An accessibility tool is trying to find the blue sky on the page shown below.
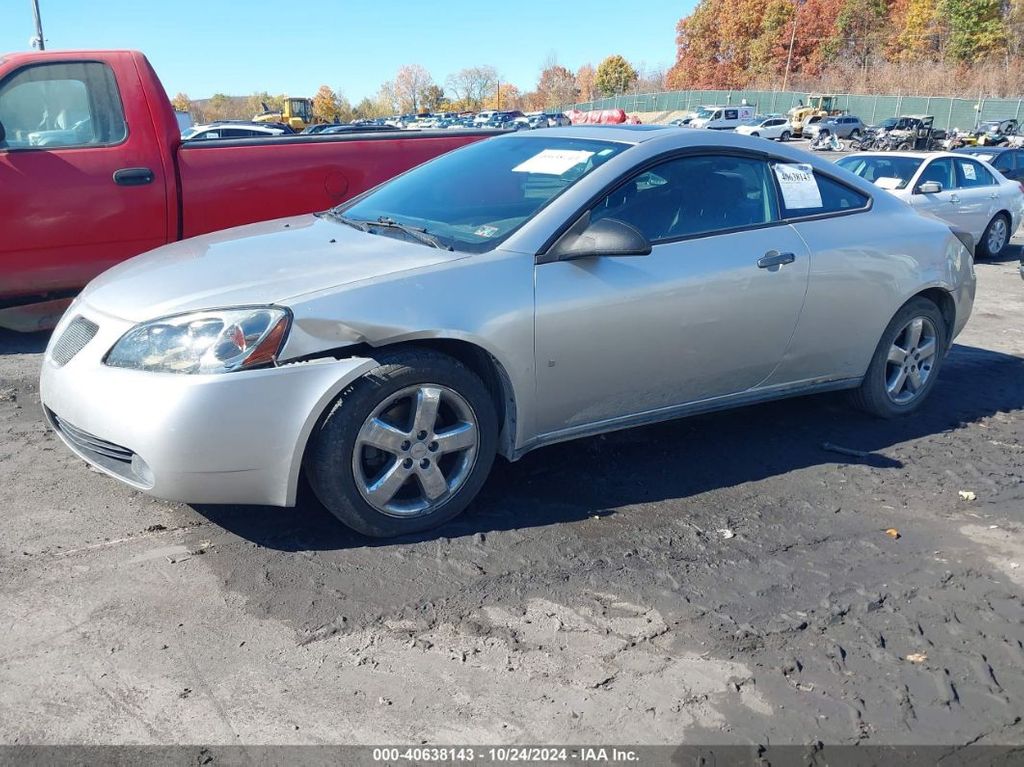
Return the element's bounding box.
[3,1,692,101]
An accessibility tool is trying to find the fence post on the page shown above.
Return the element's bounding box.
[948,99,955,131]
[1016,100,1021,121]
[872,95,878,124]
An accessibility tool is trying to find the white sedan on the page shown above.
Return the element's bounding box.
[837,151,1024,258]
[734,117,793,141]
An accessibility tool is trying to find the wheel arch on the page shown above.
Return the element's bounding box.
[911,287,956,349]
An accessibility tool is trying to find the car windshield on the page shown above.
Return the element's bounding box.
[180,127,201,140]
[835,155,923,189]
[695,106,715,118]
[980,122,1001,133]
[336,137,629,253]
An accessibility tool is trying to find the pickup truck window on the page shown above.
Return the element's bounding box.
[0,62,127,149]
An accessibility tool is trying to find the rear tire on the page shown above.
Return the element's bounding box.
[780,130,791,141]
[305,349,498,538]
[850,298,947,418]
[978,212,1010,259]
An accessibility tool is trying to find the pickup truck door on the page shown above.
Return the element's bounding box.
[0,57,169,308]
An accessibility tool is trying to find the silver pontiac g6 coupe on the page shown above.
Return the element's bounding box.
[41,127,976,537]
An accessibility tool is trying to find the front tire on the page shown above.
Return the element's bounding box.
[850,298,947,418]
[978,212,1010,259]
[306,349,498,537]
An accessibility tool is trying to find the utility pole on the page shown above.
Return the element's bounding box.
[30,0,45,50]
[781,0,800,92]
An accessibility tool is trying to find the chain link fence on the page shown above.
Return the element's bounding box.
[570,90,1024,132]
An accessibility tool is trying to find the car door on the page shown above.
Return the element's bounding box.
[764,119,783,139]
[908,157,963,227]
[0,59,168,301]
[952,157,1000,236]
[532,153,811,437]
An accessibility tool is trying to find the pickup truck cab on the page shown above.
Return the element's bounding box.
[0,50,489,330]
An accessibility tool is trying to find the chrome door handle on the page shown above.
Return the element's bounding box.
[949,194,961,204]
[758,251,796,269]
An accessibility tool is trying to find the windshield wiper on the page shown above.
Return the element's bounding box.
[371,216,453,251]
[316,209,370,231]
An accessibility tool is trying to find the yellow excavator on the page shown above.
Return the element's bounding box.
[253,97,314,131]
[787,94,842,137]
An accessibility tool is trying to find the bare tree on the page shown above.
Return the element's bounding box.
[394,64,433,113]
[445,66,499,110]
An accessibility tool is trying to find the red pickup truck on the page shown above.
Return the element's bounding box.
[0,50,489,330]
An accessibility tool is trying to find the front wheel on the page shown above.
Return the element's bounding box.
[306,349,498,537]
[850,298,947,418]
[750,132,760,137]
[979,212,1010,259]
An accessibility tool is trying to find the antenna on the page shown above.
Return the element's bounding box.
[30,0,45,50]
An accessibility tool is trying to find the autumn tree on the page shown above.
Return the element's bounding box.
[484,83,522,110]
[420,84,448,112]
[536,64,578,109]
[595,55,639,96]
[311,85,341,123]
[575,64,597,103]
[375,81,398,115]
[446,66,499,110]
[394,64,433,113]
[171,92,191,113]
[942,0,1007,61]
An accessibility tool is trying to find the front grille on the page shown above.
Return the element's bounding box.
[52,413,133,464]
[51,316,99,366]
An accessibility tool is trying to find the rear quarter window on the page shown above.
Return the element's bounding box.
[773,163,870,218]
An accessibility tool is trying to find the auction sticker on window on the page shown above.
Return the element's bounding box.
[774,163,822,209]
[962,163,977,180]
[513,149,594,175]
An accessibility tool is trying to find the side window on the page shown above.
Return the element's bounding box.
[773,164,869,218]
[991,153,1014,172]
[725,109,738,120]
[0,62,127,149]
[916,158,955,190]
[956,159,995,188]
[592,154,778,241]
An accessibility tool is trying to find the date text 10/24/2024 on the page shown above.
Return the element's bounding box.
[371,747,641,763]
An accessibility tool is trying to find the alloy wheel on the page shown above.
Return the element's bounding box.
[885,317,938,404]
[352,384,479,518]
[987,216,1008,255]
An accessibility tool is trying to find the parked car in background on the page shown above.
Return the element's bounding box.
[301,123,338,135]
[689,104,756,130]
[473,110,498,126]
[806,115,864,140]
[734,116,792,140]
[0,49,490,330]
[836,151,1024,258]
[41,127,974,539]
[955,146,1024,182]
[318,124,402,135]
[182,121,294,140]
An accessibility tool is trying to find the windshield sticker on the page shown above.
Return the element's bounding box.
[774,163,823,209]
[874,176,903,190]
[513,149,595,175]
[962,163,977,180]
[473,225,500,238]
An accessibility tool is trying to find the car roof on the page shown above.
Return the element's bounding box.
[958,146,1012,154]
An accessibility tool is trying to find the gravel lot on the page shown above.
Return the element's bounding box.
[1,241,1022,747]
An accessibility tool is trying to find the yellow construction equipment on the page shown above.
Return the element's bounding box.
[253,97,314,131]
[787,95,842,137]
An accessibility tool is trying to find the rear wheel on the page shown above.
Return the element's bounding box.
[780,130,791,141]
[851,298,947,418]
[306,349,498,537]
[979,212,1010,259]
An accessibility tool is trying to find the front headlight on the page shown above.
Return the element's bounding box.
[105,307,291,374]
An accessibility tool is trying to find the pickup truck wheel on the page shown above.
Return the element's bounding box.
[306,349,498,538]
[850,298,947,418]
[979,213,1010,259]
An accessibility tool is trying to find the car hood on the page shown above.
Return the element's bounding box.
[80,215,468,322]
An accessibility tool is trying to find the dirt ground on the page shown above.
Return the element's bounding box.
[1,242,1022,748]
